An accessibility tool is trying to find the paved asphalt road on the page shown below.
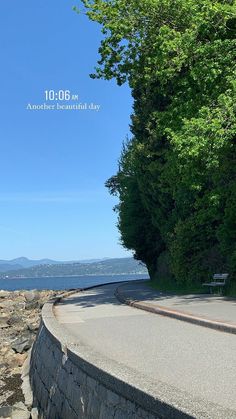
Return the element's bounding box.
[54,283,236,415]
[118,282,236,325]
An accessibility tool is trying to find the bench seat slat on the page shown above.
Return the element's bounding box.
[213,274,228,280]
[203,282,226,286]
[202,273,229,294]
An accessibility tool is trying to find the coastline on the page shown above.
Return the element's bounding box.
[0,289,62,417]
[1,272,147,280]
[0,274,149,293]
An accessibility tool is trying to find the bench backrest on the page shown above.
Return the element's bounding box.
[213,273,228,281]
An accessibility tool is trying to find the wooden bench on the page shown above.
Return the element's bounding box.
[202,273,229,294]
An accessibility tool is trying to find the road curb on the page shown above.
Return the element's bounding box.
[115,285,236,335]
[33,282,198,419]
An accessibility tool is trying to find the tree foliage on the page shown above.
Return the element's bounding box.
[78,0,236,283]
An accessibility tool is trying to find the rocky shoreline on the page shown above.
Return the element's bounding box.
[0,289,62,418]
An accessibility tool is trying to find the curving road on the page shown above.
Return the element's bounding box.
[54,283,236,418]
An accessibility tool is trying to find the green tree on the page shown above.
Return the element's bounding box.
[77,0,236,283]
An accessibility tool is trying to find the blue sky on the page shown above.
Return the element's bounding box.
[0,1,133,260]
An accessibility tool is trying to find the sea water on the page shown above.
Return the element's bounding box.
[0,274,149,291]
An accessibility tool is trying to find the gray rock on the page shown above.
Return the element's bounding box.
[0,300,15,309]
[12,403,27,410]
[24,291,39,302]
[26,323,38,332]
[11,411,30,419]
[37,301,44,309]
[0,314,10,321]
[7,316,24,327]
[11,333,34,354]
[24,301,39,311]
[30,408,38,419]
[0,362,9,370]
[0,317,10,328]
[11,402,30,419]
[0,405,12,417]
[0,291,10,299]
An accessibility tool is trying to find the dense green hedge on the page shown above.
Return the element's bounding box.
[78,0,236,284]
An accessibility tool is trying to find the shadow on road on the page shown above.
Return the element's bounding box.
[55,280,236,315]
[117,283,236,307]
[55,282,135,309]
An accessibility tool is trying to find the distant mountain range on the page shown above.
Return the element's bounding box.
[0,257,148,278]
[0,257,110,272]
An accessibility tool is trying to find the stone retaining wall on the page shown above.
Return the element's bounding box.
[30,322,161,419]
[29,294,167,419]
[28,286,236,419]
